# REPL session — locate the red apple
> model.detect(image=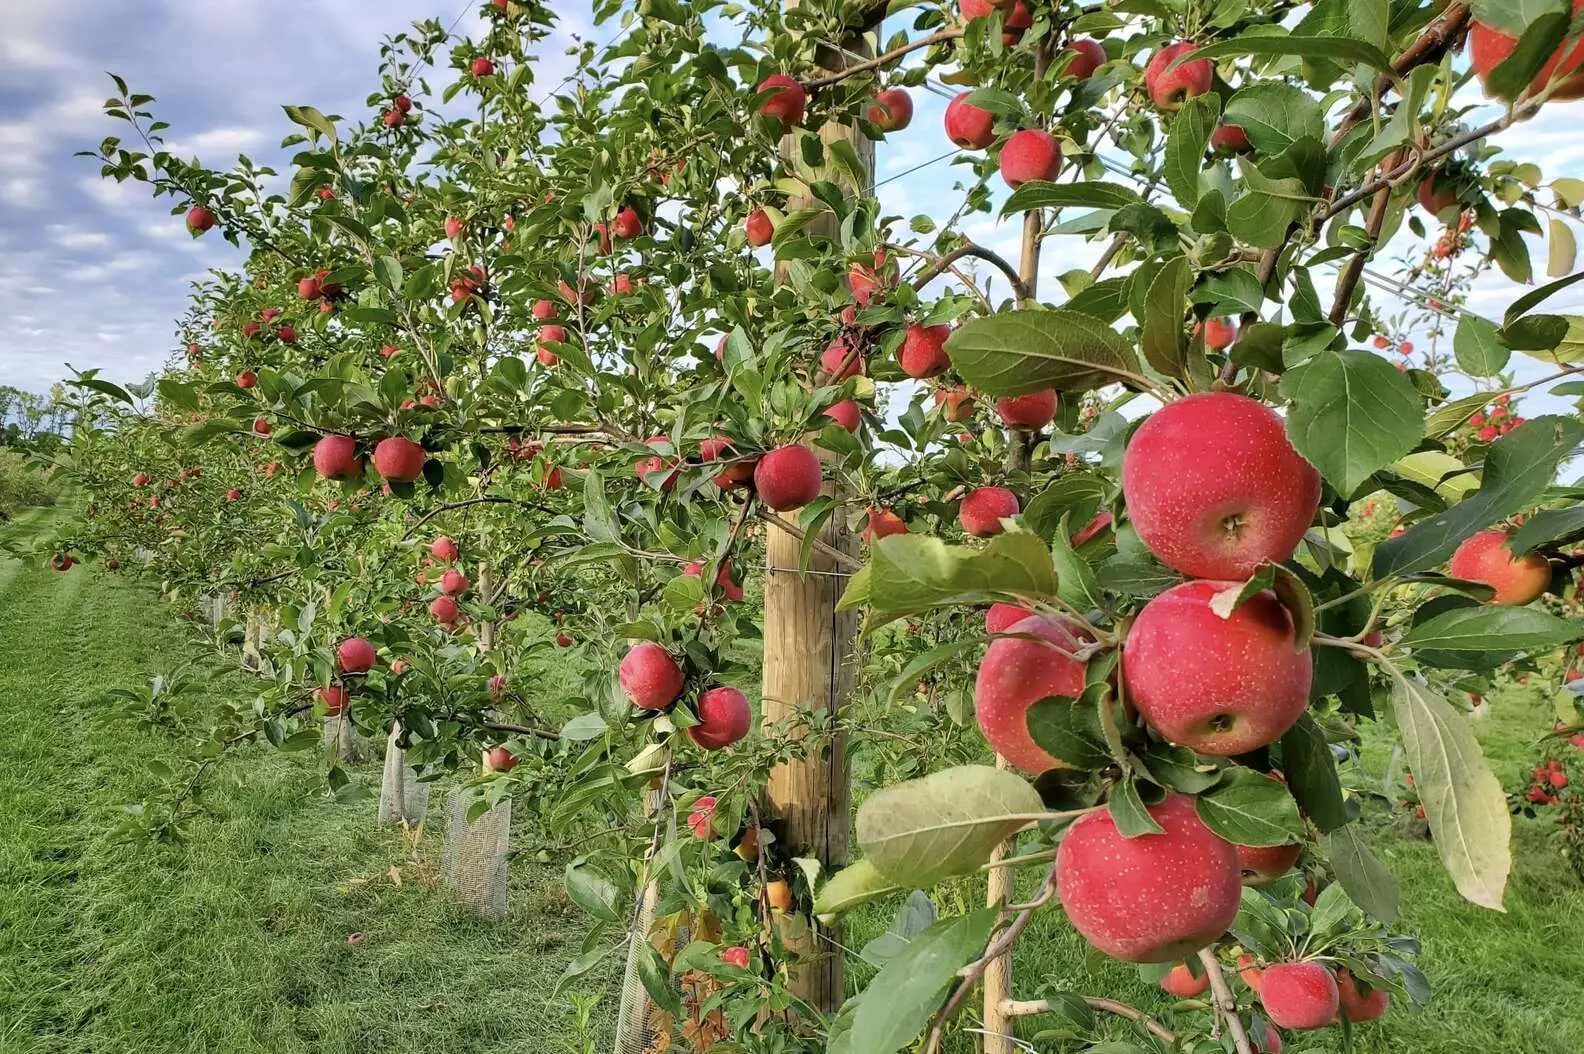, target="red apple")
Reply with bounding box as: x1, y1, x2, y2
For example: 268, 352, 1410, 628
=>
935, 384, 977, 422
253, 417, 271, 436
317, 684, 348, 714
1260, 963, 1340, 1030
864, 506, 909, 542
898, 323, 952, 379
745, 208, 774, 247
687, 795, 718, 840
821, 336, 865, 379
1056, 792, 1242, 962
1123, 581, 1311, 755
1145, 41, 1213, 111
1449, 529, 1551, 605
225, 488, 242, 501
688, 685, 752, 749
612, 206, 642, 240
484, 745, 518, 771
1160, 963, 1210, 998
1418, 175, 1459, 214
132, 472, 151, 488
983, 603, 1035, 635
1062, 38, 1106, 80
531, 299, 557, 322
720, 946, 750, 969
994, 389, 1057, 429
298, 275, 322, 300
471, 56, 495, 78
999, 129, 1062, 188
973, 613, 1086, 772
1237, 841, 1302, 886
756, 74, 806, 125
684, 560, 744, 602
635, 435, 679, 491
620, 642, 685, 710
1071, 510, 1112, 547
337, 637, 376, 673
1203, 317, 1236, 351
1470, 0, 1584, 100
753, 444, 822, 511
1121, 392, 1320, 580
1210, 124, 1252, 153
430, 536, 459, 562
866, 87, 913, 131
1336, 969, 1389, 1023
944, 92, 996, 150
373, 437, 425, 482
440, 569, 469, 596
959, 486, 1019, 537
235, 369, 257, 389
313, 435, 363, 481
185, 205, 216, 234
823, 399, 862, 433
